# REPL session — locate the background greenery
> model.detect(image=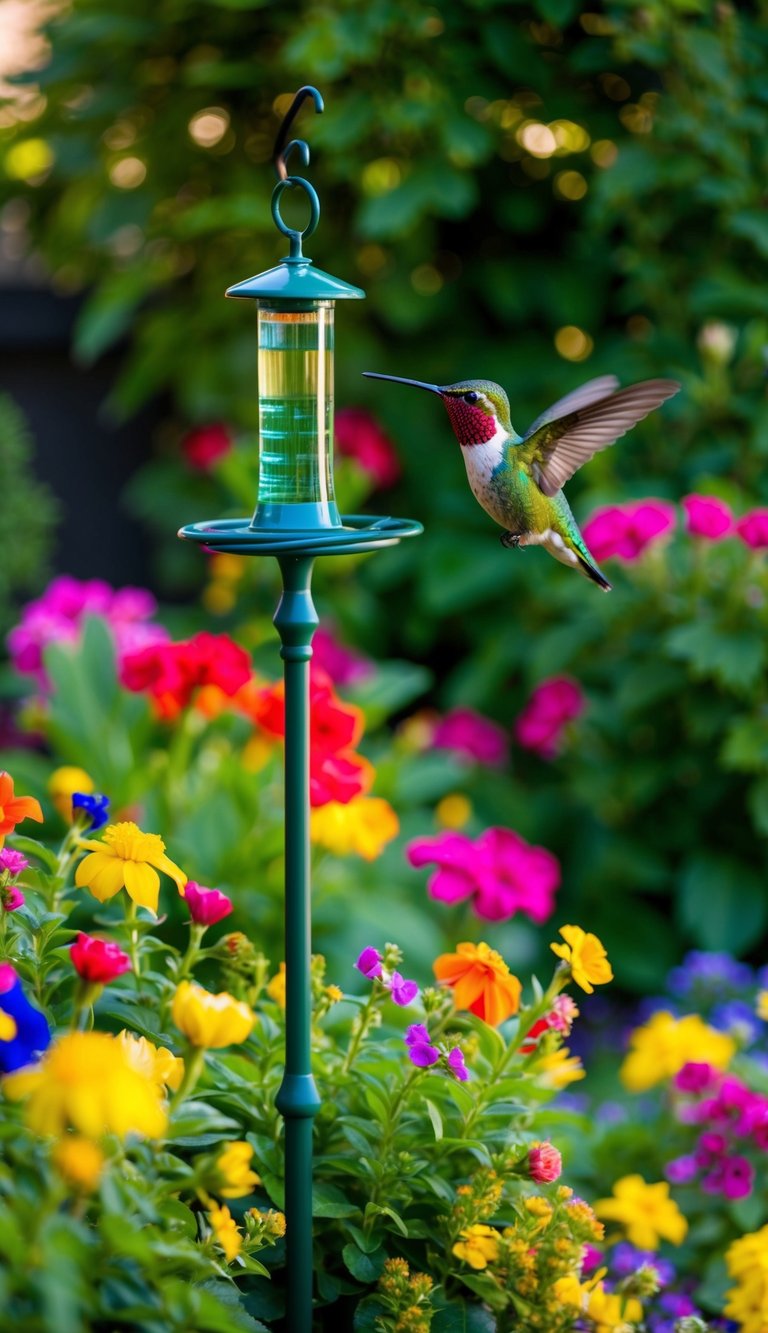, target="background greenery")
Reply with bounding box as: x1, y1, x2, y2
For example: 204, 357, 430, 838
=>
2, 0, 768, 984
